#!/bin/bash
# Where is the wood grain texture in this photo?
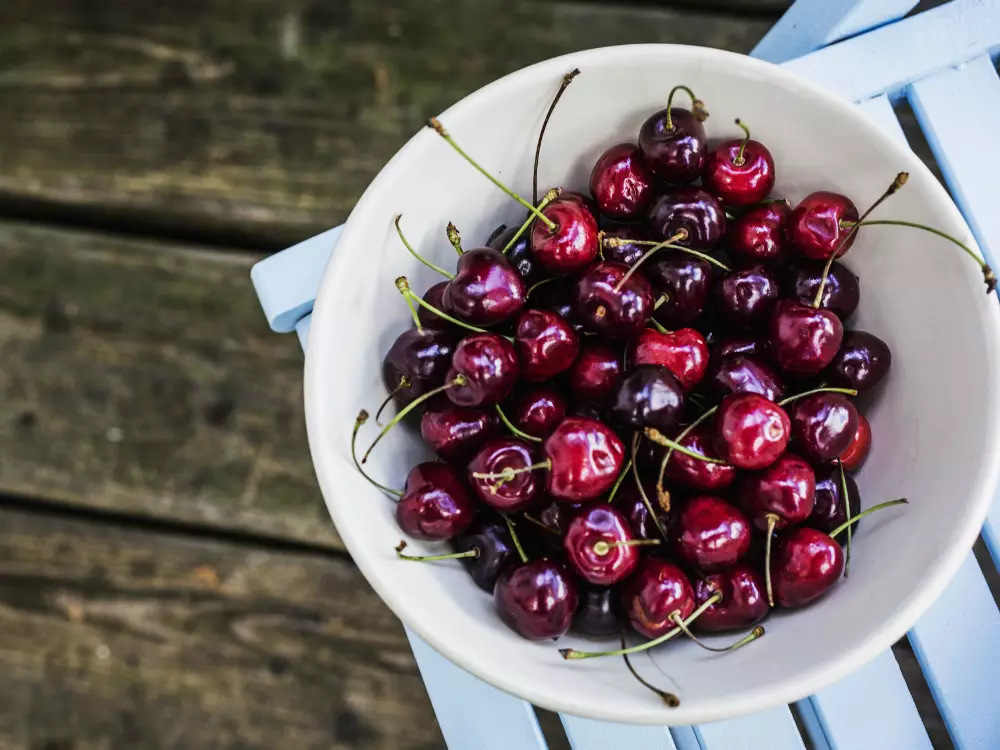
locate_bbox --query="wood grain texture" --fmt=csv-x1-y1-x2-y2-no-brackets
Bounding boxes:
0,221,339,548
0,505,440,750
0,0,770,247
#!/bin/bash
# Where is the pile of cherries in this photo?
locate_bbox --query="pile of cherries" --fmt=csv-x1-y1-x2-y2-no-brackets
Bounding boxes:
354,74,991,699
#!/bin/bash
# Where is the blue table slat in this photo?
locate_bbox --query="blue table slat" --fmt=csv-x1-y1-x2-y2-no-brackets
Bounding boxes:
782,0,1000,102
561,717,676,750
669,706,805,750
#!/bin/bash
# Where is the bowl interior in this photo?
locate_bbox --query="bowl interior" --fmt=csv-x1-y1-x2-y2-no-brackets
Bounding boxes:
305,45,1000,724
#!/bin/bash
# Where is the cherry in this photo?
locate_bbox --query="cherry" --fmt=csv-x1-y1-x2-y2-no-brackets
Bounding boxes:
397,462,477,540
827,330,891,392
574,261,654,340
564,505,644,585
602,223,650,266
447,333,519,407
589,142,656,221
573,586,622,638
769,300,844,378
692,564,769,632
507,385,568,438
771,527,844,608
620,558,695,638
739,453,816,531
711,334,764,360
514,308,580,381
544,416,626,502
566,339,623,403
645,254,713,329
789,392,859,462
713,265,780,330
535,497,583,537
453,516,517,592
781,257,860,320
638,86,708,184
561,190,601,221
702,119,776,206
786,191,859,260
443,248,526,325
674,495,752,571
627,328,708,392
609,365,685,432
648,187,726,250
531,196,601,273
663,423,737,492
810,464,862,537
495,559,579,640
727,202,790,268
716,393,790,470
706,354,785,403
420,398,499,462
468,437,544,512
614,481,671,541
416,281,456,330
382,327,456,406
839,413,872,472
487,225,545,287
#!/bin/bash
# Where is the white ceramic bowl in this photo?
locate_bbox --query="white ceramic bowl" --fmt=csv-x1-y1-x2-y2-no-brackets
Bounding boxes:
305,45,1000,724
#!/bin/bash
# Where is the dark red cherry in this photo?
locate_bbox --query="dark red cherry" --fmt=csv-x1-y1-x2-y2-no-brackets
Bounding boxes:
602,223,650,266
702,129,775,206
663,423,737,492
420,398,499,462
536,498,583,537
781,257,860,320
544,417,626,502
769,300,844,378
508,385,568,438
839,413,872,472
566,339,623,403
789,393,859,462
609,365,685,432
614,481,671,541
514,308,580,381
739,453,816,531
495,559,579,640
627,328,708,392
589,142,656,221
809,464,862,537
468,437,543,512
417,281,456,330
397,462,476,540
674,495,752,571
648,187,727,250
827,330,891,392
382,328,456,406
711,334,764,360
564,505,640,586
787,191,860,260
621,558,695,638
487,225,545,286
706,354,785,403
447,333,519,407
574,261,654,340
771,527,844,607
531,197,600,274
638,107,707,184
727,202,790,268
714,265,780,330
453,516,516,592
646,255,713,329
716,393,790,470
693,564,769,632
531,277,585,332
573,586,622,638
443,248,526,326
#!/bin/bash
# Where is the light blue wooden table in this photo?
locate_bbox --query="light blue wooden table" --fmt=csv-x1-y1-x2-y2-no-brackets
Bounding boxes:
252,1,1000,746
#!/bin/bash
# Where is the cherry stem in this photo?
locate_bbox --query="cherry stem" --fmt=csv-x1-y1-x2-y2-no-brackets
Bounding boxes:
351,410,403,497
733,118,751,166
362,377,466,464
394,215,455,279
648,318,670,334
526,276,559,298
664,84,708,130
830,498,908,540
765,513,778,607
374,376,412,425
604,236,730,272
645,427,725,463
654,294,670,311
428,118,557,231
620,628,680,707
613,231,689,292
560,592,723,660
838,459,852,577
395,540,479,562
446,222,464,255
842,218,997,293
813,172,908,308
533,69,580,205
502,188,561,254
397,277,506,338
504,515,529,563
495,404,543,443
657,405,719,501
632,433,669,542
403,291,423,331
592,538,660,556
671,614,765,653
472,460,551,488
606,458,632,504
778,386,858,407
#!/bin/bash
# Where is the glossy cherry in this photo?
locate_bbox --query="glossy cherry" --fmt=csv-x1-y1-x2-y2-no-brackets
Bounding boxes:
839,413,872,472
706,354,785,403
711,334,764,360
508,385,568,438
645,255,713,329
602,223,650,266
716,393,790,470
468,437,543,512
447,333,519,407
827,330,891,392
564,505,642,586
566,339,623,403
789,392,859,462
781,258,860,320
397,462,476,541
674,495,752,571
701,121,776,206
620,558,696,638
769,300,844,378
495,559,579,640
627,328,708,392
810,464,862,537
420,398,499,462
638,101,708,184
589,142,656,221
614,481,671,541
786,191,860,260
382,327,456,406
609,365,685,433
487,224,545,286
648,187,726,250
544,416,626,502
443,247,526,326
573,586,621,638
531,197,600,274
664,423,737,492
514,308,580,381
739,453,816,531
714,265,780,330
771,527,844,607
727,202,790,268
417,281,455,330
574,261,654,340
692,564,769,632
453,516,517,592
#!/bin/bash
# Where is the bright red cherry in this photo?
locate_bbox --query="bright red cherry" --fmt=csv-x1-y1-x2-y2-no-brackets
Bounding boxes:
507,385,568,438
514,308,580,381
739,453,816,532
727,202,790,268
715,393,790,470
589,142,656,221
564,505,642,586
566,339,622,403
621,558,695,638
702,120,776,206
468,437,544,512
447,333,519,407
663,423,738,492
420,398,499,462
627,328,708,392
443,247,526,325
769,300,844,378
692,564,769,632
531,197,600,274
789,392,859,462
771,527,844,607
544,417,626,502
397,462,476,540
786,191,859,260
674,495,752,571
495,559,579,640
574,261,654,340
839,413,872,472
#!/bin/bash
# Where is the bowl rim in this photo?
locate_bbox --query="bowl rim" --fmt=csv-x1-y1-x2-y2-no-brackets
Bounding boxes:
304,43,1000,724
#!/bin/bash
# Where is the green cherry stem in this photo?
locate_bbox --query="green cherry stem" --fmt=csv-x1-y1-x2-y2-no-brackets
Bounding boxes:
472,460,551,484
403,290,423,331
838,459,853,577
351,410,403,497
665,84,708,130
502,188,561,254
645,427,725,463
671,614,765,653
733,118,751,166
656,405,719,502
648,318,670,334
526,276,559,297
495,404,543,443
830,499,909,540
606,458,632,504
446,222,464,255
395,215,455,279
778,386,858,407
765,513,778,607
504,515,529,564
631,433,669,542
395,540,479,562
592,538,660,555
396,277,504,338
613,230,689,292
374,376,412,425
603,235,730,272
533,69,580,205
